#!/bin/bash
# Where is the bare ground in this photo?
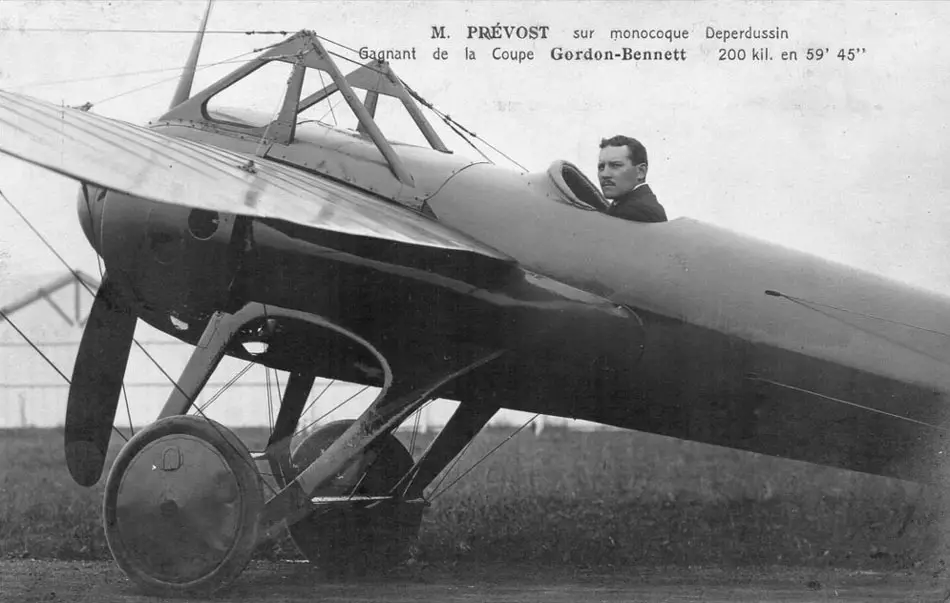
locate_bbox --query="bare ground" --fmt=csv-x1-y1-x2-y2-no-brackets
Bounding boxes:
2,560,947,603
4,428,950,601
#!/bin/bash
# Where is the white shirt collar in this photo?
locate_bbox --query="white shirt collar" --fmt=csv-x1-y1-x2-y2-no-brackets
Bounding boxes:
609,182,647,205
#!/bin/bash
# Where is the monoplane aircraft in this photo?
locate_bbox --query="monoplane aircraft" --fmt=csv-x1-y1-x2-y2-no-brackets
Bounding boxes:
0,8,947,596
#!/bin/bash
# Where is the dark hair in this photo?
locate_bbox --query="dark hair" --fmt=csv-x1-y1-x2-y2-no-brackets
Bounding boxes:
599,135,648,166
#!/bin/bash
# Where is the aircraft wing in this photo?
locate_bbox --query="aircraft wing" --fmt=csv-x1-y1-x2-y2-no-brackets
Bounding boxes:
0,89,512,264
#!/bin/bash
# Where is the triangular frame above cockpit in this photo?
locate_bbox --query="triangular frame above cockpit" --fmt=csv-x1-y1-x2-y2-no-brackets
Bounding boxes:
160,30,450,187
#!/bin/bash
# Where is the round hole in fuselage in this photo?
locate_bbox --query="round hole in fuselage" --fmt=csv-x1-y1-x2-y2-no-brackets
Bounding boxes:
188,209,220,240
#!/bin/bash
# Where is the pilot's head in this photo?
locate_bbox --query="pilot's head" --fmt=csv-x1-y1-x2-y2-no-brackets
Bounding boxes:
597,135,648,200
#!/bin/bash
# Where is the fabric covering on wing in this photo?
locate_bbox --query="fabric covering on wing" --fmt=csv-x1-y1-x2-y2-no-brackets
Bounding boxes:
0,89,513,265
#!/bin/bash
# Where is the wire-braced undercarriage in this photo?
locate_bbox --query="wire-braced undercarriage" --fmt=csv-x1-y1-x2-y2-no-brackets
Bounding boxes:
102,300,509,595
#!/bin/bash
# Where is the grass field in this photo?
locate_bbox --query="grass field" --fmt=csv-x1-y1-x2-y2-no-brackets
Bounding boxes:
1,424,947,572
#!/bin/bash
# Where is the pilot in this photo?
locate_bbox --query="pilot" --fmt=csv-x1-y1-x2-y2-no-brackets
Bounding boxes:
597,135,667,223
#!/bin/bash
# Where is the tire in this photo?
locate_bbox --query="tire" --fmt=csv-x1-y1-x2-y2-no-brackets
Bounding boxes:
287,420,422,578
102,415,263,595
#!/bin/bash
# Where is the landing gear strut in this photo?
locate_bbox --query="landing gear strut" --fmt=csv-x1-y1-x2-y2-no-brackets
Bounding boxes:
284,420,422,578
102,301,503,594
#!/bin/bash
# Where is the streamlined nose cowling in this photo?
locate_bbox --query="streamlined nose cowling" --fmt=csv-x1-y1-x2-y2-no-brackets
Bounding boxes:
76,184,104,255
66,189,241,487
94,191,240,323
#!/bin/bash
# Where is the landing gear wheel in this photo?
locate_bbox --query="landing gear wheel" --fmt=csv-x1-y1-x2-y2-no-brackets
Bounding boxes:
287,420,422,578
102,415,263,596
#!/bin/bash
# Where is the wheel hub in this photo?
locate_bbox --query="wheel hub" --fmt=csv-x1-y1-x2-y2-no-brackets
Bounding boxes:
113,434,243,583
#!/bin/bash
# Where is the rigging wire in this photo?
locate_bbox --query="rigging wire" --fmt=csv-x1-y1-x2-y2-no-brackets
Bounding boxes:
424,432,477,498
428,413,540,502
0,190,89,289
298,378,337,425
306,97,344,126
766,287,950,380
87,45,279,110
0,310,71,387
5,58,251,91
397,76,528,171
408,403,425,458
120,381,135,438
189,389,282,497
197,361,255,412
314,65,337,127
265,364,274,432
746,375,946,433
766,289,950,340
4,182,178,442
7,22,527,170
1,188,222,429
10,24,526,172
311,42,525,170
315,34,363,56
4,28,296,35
295,385,372,437
424,409,511,499
0,307,130,442
441,117,495,163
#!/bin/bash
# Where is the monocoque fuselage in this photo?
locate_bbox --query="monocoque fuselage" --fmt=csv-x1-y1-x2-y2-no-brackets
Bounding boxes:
79,108,950,484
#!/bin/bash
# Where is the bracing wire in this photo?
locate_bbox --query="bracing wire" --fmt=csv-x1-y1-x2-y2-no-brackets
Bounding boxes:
4,28,296,35
198,362,255,412
0,187,267,467
6,58,252,91
0,310,71,386
397,76,528,171
0,307,130,443
294,385,372,437
429,413,540,502
425,434,477,499
265,364,274,433
298,378,336,425
766,289,950,340
88,45,279,110
408,406,423,458
314,66,337,127
121,383,135,438
747,375,946,433
295,35,528,170
9,23,526,172
0,190,88,289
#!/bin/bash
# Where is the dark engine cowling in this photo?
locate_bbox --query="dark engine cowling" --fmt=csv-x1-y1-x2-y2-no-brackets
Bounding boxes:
80,187,243,327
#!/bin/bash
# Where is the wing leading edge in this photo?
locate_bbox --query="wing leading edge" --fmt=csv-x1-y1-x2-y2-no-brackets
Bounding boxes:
0,89,512,264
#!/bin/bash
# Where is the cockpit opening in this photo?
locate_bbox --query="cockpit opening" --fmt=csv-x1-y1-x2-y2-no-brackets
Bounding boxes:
545,160,609,212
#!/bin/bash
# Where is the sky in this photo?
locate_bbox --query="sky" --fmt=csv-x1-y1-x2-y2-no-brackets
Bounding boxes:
1,1,949,428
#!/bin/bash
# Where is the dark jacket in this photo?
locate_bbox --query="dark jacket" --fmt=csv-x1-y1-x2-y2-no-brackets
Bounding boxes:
606,184,667,223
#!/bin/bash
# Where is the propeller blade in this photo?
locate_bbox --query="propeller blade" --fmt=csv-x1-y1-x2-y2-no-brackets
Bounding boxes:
65,276,136,486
